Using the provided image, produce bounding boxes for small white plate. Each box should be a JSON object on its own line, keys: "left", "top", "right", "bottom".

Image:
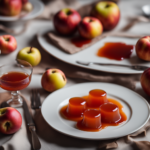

{"left": 0, "top": 0, "right": 44, "bottom": 22}
{"left": 38, "top": 32, "right": 150, "bottom": 74}
{"left": 41, "top": 82, "right": 150, "bottom": 140}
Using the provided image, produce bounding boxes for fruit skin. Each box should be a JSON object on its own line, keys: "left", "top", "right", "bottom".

{"left": 41, "top": 69, "right": 67, "bottom": 92}
{"left": 22, "top": 2, "right": 33, "bottom": 12}
{"left": 140, "top": 68, "right": 150, "bottom": 96}
{"left": 17, "top": 47, "right": 41, "bottom": 67}
{"left": 53, "top": 8, "right": 81, "bottom": 35}
{"left": 135, "top": 36, "right": 150, "bottom": 61}
{"left": 0, "top": 35, "right": 17, "bottom": 54}
{"left": 0, "top": 107, "right": 22, "bottom": 134}
{"left": 0, "top": 0, "right": 22, "bottom": 16}
{"left": 91, "top": 1, "right": 120, "bottom": 31}
{"left": 21, "top": 0, "right": 28, "bottom": 5}
{"left": 78, "top": 16, "right": 103, "bottom": 39}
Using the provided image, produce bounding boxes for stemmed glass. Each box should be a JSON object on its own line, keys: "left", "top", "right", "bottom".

{"left": 0, "top": 59, "right": 33, "bottom": 107}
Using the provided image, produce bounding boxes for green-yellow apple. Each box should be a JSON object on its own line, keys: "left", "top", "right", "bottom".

{"left": 0, "top": 35, "right": 17, "bottom": 54}
{"left": 41, "top": 69, "right": 67, "bottom": 92}
{"left": 0, "top": 107, "right": 22, "bottom": 134}
{"left": 78, "top": 16, "right": 103, "bottom": 39}
{"left": 53, "top": 8, "right": 81, "bottom": 35}
{"left": 0, "top": 0, "right": 22, "bottom": 16}
{"left": 136, "top": 36, "right": 150, "bottom": 61}
{"left": 17, "top": 47, "right": 41, "bottom": 66}
{"left": 91, "top": 1, "right": 120, "bottom": 31}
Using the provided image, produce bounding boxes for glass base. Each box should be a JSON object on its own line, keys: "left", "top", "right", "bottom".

{"left": 7, "top": 98, "right": 23, "bottom": 108}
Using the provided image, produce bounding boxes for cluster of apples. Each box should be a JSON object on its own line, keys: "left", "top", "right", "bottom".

{"left": 0, "top": 0, "right": 33, "bottom": 16}
{"left": 53, "top": 1, "right": 120, "bottom": 39}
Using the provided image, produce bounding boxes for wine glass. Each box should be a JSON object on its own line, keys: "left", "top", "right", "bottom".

{"left": 0, "top": 59, "right": 33, "bottom": 107}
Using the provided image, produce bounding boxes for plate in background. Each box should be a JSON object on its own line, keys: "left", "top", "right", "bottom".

{"left": 0, "top": 0, "right": 44, "bottom": 22}
{"left": 38, "top": 31, "right": 150, "bottom": 74}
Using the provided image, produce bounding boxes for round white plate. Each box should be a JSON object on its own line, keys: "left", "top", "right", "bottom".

{"left": 0, "top": 0, "right": 44, "bottom": 22}
{"left": 38, "top": 32, "right": 150, "bottom": 74}
{"left": 41, "top": 82, "right": 150, "bottom": 140}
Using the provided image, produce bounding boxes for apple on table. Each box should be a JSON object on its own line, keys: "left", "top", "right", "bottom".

{"left": 41, "top": 69, "right": 67, "bottom": 92}
{"left": 135, "top": 36, "right": 150, "bottom": 61}
{"left": 17, "top": 47, "right": 41, "bottom": 66}
{"left": 0, "top": 35, "right": 17, "bottom": 54}
{"left": 0, "top": 107, "right": 22, "bottom": 134}
{"left": 141, "top": 68, "right": 150, "bottom": 96}
{"left": 53, "top": 8, "right": 81, "bottom": 35}
{"left": 91, "top": 1, "right": 120, "bottom": 31}
{"left": 22, "top": 0, "right": 33, "bottom": 12}
{"left": 78, "top": 16, "right": 103, "bottom": 39}
{"left": 0, "top": 0, "right": 22, "bottom": 16}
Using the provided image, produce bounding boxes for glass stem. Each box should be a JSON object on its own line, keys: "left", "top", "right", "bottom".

{"left": 11, "top": 91, "right": 22, "bottom": 104}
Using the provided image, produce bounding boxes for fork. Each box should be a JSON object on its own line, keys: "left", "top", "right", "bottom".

{"left": 31, "top": 89, "right": 41, "bottom": 109}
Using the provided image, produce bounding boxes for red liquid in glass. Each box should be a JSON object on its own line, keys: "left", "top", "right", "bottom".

{"left": 97, "top": 42, "right": 134, "bottom": 60}
{"left": 71, "top": 36, "right": 91, "bottom": 47}
{"left": 0, "top": 71, "right": 31, "bottom": 91}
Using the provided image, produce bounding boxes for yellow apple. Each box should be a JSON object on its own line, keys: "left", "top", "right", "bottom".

{"left": 17, "top": 47, "right": 41, "bottom": 66}
{"left": 41, "top": 69, "right": 67, "bottom": 92}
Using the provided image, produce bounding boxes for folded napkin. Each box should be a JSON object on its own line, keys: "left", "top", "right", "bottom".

{"left": 1, "top": 91, "right": 150, "bottom": 150}
{"left": 48, "top": 31, "right": 145, "bottom": 54}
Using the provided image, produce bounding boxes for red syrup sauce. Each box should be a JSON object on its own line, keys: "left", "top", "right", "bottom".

{"left": 60, "top": 97, "right": 127, "bottom": 132}
{"left": 97, "top": 42, "right": 134, "bottom": 60}
{"left": 71, "top": 36, "right": 91, "bottom": 47}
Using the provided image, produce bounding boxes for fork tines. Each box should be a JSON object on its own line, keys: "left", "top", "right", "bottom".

{"left": 31, "top": 89, "right": 41, "bottom": 109}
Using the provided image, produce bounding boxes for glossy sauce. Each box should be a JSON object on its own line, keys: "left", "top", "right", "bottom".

{"left": 71, "top": 36, "right": 91, "bottom": 47}
{"left": 77, "top": 98, "right": 127, "bottom": 132}
{"left": 97, "top": 42, "right": 134, "bottom": 60}
{"left": 0, "top": 71, "right": 31, "bottom": 91}
{"left": 60, "top": 96, "right": 127, "bottom": 131}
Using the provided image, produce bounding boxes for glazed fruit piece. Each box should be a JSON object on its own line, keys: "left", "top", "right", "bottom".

{"left": 87, "top": 89, "right": 108, "bottom": 108}
{"left": 66, "top": 97, "right": 86, "bottom": 117}
{"left": 100, "top": 102, "right": 121, "bottom": 123}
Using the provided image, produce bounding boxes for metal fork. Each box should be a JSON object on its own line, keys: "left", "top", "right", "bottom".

{"left": 31, "top": 89, "right": 41, "bottom": 109}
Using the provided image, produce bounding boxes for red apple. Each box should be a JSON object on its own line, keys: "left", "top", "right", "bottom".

{"left": 0, "top": 0, "right": 22, "bottom": 16}
{"left": 135, "top": 36, "right": 150, "bottom": 61}
{"left": 21, "top": 0, "right": 28, "bottom": 5}
{"left": 91, "top": 1, "right": 120, "bottom": 31}
{"left": 141, "top": 68, "right": 150, "bottom": 96}
{"left": 53, "top": 8, "right": 81, "bottom": 35}
{"left": 0, "top": 35, "right": 17, "bottom": 54}
{"left": 41, "top": 69, "right": 67, "bottom": 92}
{"left": 0, "top": 107, "right": 22, "bottom": 134}
{"left": 78, "top": 17, "right": 103, "bottom": 39}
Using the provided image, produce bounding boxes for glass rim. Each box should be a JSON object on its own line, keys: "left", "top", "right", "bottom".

{"left": 0, "top": 59, "right": 33, "bottom": 83}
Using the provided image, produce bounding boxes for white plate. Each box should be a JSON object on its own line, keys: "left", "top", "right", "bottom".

{"left": 38, "top": 32, "right": 150, "bottom": 74}
{"left": 0, "top": 0, "right": 44, "bottom": 22}
{"left": 41, "top": 82, "right": 150, "bottom": 140}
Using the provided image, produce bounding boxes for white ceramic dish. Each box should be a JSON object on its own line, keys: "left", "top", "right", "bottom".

{"left": 0, "top": 0, "right": 44, "bottom": 22}
{"left": 41, "top": 82, "right": 150, "bottom": 140}
{"left": 38, "top": 32, "right": 150, "bottom": 74}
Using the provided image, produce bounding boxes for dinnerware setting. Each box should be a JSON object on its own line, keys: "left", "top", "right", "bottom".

{"left": 1, "top": 0, "right": 150, "bottom": 150}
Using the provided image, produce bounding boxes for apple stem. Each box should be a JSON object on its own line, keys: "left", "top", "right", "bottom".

{"left": 52, "top": 70, "right": 56, "bottom": 73}
{"left": 28, "top": 47, "right": 32, "bottom": 54}
{"left": 89, "top": 19, "right": 93, "bottom": 22}
{"left": 105, "top": 4, "right": 111, "bottom": 8}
